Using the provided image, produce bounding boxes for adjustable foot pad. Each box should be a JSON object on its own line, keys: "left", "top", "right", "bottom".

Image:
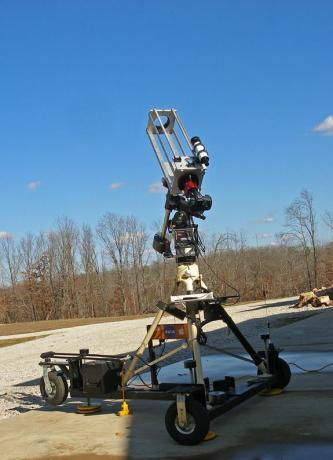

{"left": 76, "top": 404, "right": 102, "bottom": 414}
{"left": 259, "top": 388, "right": 283, "bottom": 396}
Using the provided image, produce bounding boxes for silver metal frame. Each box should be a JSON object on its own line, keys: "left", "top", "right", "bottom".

{"left": 146, "top": 109, "right": 207, "bottom": 195}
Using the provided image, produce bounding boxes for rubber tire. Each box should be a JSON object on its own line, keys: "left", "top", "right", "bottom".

{"left": 273, "top": 357, "right": 291, "bottom": 389}
{"left": 40, "top": 371, "right": 68, "bottom": 405}
{"left": 165, "top": 399, "right": 210, "bottom": 445}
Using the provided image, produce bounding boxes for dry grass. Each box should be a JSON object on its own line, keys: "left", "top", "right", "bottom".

{"left": 0, "top": 335, "right": 48, "bottom": 348}
{"left": 0, "top": 314, "right": 155, "bottom": 337}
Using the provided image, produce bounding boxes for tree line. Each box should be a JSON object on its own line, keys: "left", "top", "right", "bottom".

{"left": 0, "top": 189, "right": 332, "bottom": 323}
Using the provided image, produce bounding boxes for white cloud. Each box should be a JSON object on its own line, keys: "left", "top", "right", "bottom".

{"left": 149, "top": 182, "right": 165, "bottom": 193}
{"left": 313, "top": 115, "right": 333, "bottom": 136}
{"left": 27, "top": 180, "right": 41, "bottom": 190}
{"left": 250, "top": 214, "right": 275, "bottom": 224}
{"left": 257, "top": 233, "right": 273, "bottom": 239}
{"left": 262, "top": 215, "right": 275, "bottom": 223}
{"left": 0, "top": 231, "right": 12, "bottom": 240}
{"left": 109, "top": 182, "right": 124, "bottom": 190}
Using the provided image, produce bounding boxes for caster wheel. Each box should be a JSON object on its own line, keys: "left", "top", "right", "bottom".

{"left": 273, "top": 357, "right": 291, "bottom": 389}
{"left": 40, "top": 371, "right": 68, "bottom": 405}
{"left": 165, "top": 399, "right": 210, "bottom": 445}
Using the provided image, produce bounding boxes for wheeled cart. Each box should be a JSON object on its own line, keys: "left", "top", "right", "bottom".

{"left": 39, "top": 297, "right": 291, "bottom": 445}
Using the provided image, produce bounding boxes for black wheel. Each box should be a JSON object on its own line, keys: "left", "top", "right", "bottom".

{"left": 273, "top": 357, "right": 291, "bottom": 389}
{"left": 165, "top": 399, "right": 210, "bottom": 445}
{"left": 40, "top": 371, "right": 68, "bottom": 405}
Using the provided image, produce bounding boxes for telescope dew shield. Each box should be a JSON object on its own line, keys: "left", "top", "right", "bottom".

{"left": 191, "top": 136, "right": 209, "bottom": 167}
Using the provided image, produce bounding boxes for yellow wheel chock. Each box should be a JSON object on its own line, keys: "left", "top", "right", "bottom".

{"left": 117, "top": 400, "right": 131, "bottom": 416}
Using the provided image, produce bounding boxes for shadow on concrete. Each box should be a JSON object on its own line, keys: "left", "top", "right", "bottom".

{"left": 239, "top": 298, "right": 297, "bottom": 312}
{"left": 14, "top": 378, "right": 40, "bottom": 387}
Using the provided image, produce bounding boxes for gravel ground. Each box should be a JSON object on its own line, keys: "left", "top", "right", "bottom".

{"left": 0, "top": 296, "right": 329, "bottom": 420}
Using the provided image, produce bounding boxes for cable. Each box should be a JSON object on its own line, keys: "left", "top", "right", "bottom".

{"left": 172, "top": 216, "right": 240, "bottom": 302}
{"left": 156, "top": 340, "right": 166, "bottom": 376}
{"left": 288, "top": 362, "right": 333, "bottom": 373}
{"left": 126, "top": 353, "right": 154, "bottom": 389}
{"left": 197, "top": 244, "right": 240, "bottom": 303}
{"left": 126, "top": 372, "right": 153, "bottom": 388}
{"left": 262, "top": 289, "right": 272, "bottom": 338}
{"left": 202, "top": 342, "right": 254, "bottom": 364}
{"left": 189, "top": 216, "right": 206, "bottom": 253}
{"left": 137, "top": 373, "right": 152, "bottom": 388}
{"left": 128, "top": 338, "right": 169, "bottom": 384}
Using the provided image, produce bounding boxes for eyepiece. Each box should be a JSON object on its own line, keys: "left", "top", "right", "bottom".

{"left": 200, "top": 156, "right": 209, "bottom": 166}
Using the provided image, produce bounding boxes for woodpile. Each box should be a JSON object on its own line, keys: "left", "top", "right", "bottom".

{"left": 292, "top": 286, "right": 333, "bottom": 308}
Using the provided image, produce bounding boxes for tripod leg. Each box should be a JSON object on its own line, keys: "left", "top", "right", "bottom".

{"left": 121, "top": 309, "right": 164, "bottom": 386}
{"left": 188, "top": 317, "right": 205, "bottom": 386}
{"left": 218, "top": 305, "right": 266, "bottom": 371}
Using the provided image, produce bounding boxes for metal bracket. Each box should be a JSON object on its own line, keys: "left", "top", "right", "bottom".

{"left": 42, "top": 365, "right": 54, "bottom": 395}
{"left": 257, "top": 361, "right": 269, "bottom": 375}
{"left": 176, "top": 394, "right": 187, "bottom": 428}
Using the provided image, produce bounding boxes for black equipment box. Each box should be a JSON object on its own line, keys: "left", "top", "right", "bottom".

{"left": 79, "top": 360, "right": 122, "bottom": 394}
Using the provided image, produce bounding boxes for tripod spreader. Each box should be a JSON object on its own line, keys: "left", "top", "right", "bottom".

{"left": 156, "top": 301, "right": 186, "bottom": 320}
{"left": 157, "top": 297, "right": 265, "bottom": 368}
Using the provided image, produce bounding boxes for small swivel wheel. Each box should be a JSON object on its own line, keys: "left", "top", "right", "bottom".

{"left": 165, "top": 399, "right": 210, "bottom": 445}
{"left": 40, "top": 371, "right": 68, "bottom": 405}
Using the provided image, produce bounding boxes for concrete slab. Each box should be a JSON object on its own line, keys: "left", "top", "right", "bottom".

{"left": 152, "top": 351, "right": 333, "bottom": 385}
{"left": 214, "top": 307, "right": 333, "bottom": 353}
{"left": 0, "top": 371, "right": 332, "bottom": 459}
{"left": 272, "top": 307, "right": 333, "bottom": 350}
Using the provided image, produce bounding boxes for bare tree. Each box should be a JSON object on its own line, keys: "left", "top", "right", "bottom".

{"left": 0, "top": 236, "right": 21, "bottom": 288}
{"left": 19, "top": 233, "right": 40, "bottom": 320}
{"left": 0, "top": 236, "right": 22, "bottom": 321}
{"left": 51, "top": 218, "right": 79, "bottom": 318}
{"left": 97, "top": 213, "right": 130, "bottom": 314}
{"left": 323, "top": 211, "right": 333, "bottom": 233}
{"left": 126, "top": 216, "right": 149, "bottom": 312}
{"left": 284, "top": 189, "right": 318, "bottom": 289}
{"left": 1, "top": 195, "right": 332, "bottom": 323}
{"left": 79, "top": 224, "right": 103, "bottom": 317}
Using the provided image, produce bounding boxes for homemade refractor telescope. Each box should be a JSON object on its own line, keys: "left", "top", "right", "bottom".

{"left": 39, "top": 109, "right": 291, "bottom": 446}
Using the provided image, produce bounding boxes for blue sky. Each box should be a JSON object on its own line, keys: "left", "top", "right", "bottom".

{"left": 0, "top": 0, "right": 332, "bottom": 244}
